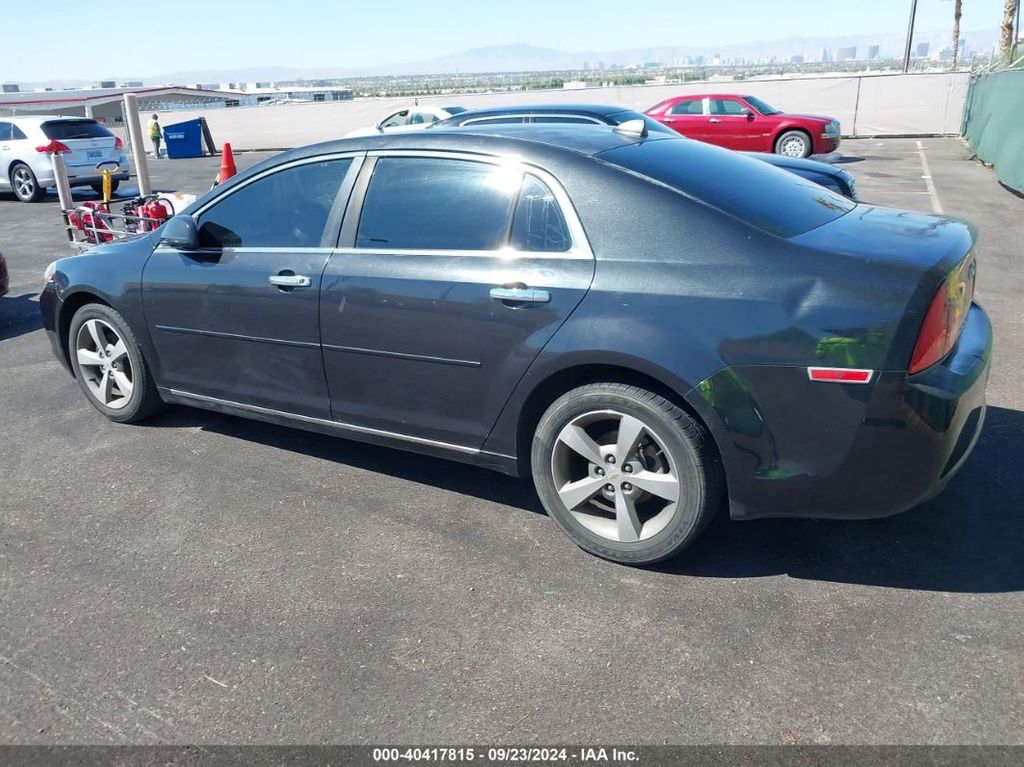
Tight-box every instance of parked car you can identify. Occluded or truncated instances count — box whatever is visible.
[434,104,856,198]
[645,94,841,158]
[345,105,467,138]
[0,116,129,202]
[40,126,989,565]
[0,250,7,297]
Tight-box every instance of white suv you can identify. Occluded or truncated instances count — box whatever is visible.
[0,115,130,202]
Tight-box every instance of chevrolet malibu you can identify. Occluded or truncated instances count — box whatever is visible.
[40,126,990,565]
[645,94,841,157]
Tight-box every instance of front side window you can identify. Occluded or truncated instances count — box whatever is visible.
[670,99,703,116]
[197,158,351,249]
[710,99,747,116]
[357,157,520,250]
[0,122,11,142]
[511,175,571,252]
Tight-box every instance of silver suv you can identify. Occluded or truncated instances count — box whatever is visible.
[0,115,129,202]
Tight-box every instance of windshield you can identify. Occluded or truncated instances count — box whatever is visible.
[41,120,113,140]
[607,110,677,135]
[600,138,855,238]
[443,106,467,115]
[744,96,780,115]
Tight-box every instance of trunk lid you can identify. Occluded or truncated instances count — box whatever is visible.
[41,119,121,176]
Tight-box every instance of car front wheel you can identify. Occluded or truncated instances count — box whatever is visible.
[531,382,723,565]
[10,162,45,202]
[775,130,812,158]
[68,303,165,423]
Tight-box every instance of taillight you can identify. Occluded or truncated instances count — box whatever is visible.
[114,136,124,150]
[908,255,975,374]
[35,140,71,154]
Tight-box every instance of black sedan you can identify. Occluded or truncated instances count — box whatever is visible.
[40,126,989,565]
[433,103,857,198]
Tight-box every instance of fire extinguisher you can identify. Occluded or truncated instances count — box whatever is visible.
[138,197,171,231]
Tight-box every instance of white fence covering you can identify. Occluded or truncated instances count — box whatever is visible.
[130,72,970,152]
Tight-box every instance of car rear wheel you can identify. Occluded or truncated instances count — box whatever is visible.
[531,382,723,565]
[10,163,44,202]
[775,130,812,158]
[90,179,120,197]
[68,303,165,423]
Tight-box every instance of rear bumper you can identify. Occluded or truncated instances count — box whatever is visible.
[691,304,991,520]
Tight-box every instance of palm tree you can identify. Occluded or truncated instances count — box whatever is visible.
[1001,0,1020,63]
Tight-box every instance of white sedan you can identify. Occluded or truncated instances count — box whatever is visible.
[345,105,467,138]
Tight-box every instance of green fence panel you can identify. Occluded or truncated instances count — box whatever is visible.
[962,70,1024,194]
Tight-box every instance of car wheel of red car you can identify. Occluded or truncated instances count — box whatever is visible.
[775,130,812,158]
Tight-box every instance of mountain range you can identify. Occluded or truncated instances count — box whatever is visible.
[13,28,1001,89]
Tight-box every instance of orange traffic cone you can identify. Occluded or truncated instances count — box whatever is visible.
[218,143,237,184]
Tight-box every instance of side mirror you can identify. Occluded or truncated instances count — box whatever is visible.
[741,108,754,120]
[159,214,199,250]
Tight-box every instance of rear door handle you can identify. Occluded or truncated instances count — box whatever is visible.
[709,118,721,123]
[268,273,311,288]
[490,287,551,304]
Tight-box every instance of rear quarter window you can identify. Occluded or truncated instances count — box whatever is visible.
[41,120,113,140]
[600,138,855,237]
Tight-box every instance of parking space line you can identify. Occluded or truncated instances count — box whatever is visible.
[916,140,944,214]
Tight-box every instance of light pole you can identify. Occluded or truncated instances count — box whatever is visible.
[902,0,920,73]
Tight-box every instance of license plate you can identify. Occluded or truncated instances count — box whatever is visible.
[87,150,102,159]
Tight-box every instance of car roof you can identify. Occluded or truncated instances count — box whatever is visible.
[444,103,631,120]
[5,114,96,124]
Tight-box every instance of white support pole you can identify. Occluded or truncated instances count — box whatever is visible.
[123,93,151,196]
[51,152,74,213]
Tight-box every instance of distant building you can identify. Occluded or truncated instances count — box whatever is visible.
[867,45,880,60]
[711,54,721,65]
[118,81,144,88]
[789,54,805,64]
[820,47,832,62]
[93,81,116,89]
[915,42,930,57]
[2,83,19,93]
[836,46,857,61]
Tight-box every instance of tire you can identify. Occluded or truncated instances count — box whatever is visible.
[531,382,723,565]
[90,179,120,196]
[774,130,812,158]
[10,162,45,202]
[68,303,165,424]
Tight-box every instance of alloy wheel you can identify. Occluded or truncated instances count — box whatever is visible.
[778,135,808,157]
[75,319,134,409]
[12,166,37,200]
[550,410,681,543]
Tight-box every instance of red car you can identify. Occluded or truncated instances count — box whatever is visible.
[645,94,841,158]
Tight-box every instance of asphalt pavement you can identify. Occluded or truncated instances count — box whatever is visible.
[0,139,1021,745]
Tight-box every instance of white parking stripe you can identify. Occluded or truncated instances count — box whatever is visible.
[916,140,944,214]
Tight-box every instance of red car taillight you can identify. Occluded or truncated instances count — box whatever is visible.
[908,255,975,374]
[114,136,124,150]
[35,140,71,154]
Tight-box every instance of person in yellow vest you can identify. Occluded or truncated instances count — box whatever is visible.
[148,114,162,158]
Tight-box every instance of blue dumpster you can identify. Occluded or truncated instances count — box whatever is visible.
[163,118,204,159]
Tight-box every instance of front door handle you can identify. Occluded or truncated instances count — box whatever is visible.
[268,273,311,288]
[709,118,721,123]
[490,286,551,304]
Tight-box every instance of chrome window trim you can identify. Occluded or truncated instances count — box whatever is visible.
[356,150,594,259]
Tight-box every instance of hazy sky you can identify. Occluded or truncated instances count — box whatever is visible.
[0,0,1011,81]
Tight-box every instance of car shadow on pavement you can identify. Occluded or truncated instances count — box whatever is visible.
[0,293,43,341]
[144,406,547,515]
[147,403,1023,594]
[660,404,1024,593]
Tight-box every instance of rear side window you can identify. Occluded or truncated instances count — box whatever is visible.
[0,122,11,141]
[41,120,113,140]
[511,175,571,252]
[357,157,519,250]
[670,99,703,115]
[197,158,351,248]
[600,139,855,238]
